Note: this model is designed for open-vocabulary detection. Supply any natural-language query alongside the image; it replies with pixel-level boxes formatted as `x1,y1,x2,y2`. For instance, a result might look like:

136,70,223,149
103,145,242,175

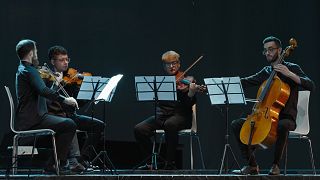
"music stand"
204,76,246,174
134,75,177,170
77,74,123,174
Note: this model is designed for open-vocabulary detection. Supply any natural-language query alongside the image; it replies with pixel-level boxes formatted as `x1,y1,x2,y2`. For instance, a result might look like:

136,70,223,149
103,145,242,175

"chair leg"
12,135,19,175
195,135,205,169
28,136,38,176
51,135,59,175
284,142,288,175
307,138,316,175
157,134,164,154
190,136,193,170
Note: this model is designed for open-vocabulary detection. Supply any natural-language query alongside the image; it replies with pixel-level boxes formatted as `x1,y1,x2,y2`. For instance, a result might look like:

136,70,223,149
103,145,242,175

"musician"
231,36,315,175
134,50,200,170
46,45,105,171
15,39,78,174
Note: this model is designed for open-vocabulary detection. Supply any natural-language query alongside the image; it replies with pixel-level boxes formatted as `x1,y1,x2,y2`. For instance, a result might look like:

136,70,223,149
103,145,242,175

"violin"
174,55,206,93
175,71,206,92
63,68,92,86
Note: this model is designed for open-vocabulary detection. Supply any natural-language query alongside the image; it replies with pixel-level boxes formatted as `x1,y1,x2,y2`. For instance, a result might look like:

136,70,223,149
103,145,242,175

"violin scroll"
284,38,297,57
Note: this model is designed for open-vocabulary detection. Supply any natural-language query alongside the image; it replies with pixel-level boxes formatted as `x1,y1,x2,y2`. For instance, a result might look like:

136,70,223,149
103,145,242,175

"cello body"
240,75,290,148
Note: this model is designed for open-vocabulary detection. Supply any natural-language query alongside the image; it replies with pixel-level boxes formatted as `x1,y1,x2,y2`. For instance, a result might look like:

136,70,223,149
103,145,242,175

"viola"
38,64,73,101
63,68,92,86
38,66,58,81
240,38,297,148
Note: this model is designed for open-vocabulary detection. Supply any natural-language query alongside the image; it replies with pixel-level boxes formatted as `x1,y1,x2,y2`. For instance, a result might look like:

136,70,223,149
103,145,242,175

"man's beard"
268,53,279,64
32,56,39,67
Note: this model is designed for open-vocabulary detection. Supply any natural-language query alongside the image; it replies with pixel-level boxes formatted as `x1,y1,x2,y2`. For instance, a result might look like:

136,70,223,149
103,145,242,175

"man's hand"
273,64,292,77
188,83,197,97
273,64,301,84
54,72,64,86
63,97,79,109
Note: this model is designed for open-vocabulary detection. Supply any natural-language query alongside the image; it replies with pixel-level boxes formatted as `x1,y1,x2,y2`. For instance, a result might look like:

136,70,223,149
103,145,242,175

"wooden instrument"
63,68,92,86
175,55,206,92
240,38,297,148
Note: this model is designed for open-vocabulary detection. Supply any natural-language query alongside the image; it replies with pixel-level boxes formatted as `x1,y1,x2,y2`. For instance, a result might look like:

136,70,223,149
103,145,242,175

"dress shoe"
268,164,280,175
137,164,152,170
70,163,86,173
43,164,75,175
232,165,259,175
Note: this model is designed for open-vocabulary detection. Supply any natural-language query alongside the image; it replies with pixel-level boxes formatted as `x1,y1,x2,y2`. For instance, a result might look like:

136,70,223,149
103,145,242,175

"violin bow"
176,55,204,80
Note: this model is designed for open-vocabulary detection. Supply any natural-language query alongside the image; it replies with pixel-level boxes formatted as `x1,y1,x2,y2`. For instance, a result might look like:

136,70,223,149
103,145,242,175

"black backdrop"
0,0,319,170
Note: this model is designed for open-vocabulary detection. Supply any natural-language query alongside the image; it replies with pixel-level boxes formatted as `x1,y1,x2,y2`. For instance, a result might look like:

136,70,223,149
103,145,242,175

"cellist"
231,36,315,175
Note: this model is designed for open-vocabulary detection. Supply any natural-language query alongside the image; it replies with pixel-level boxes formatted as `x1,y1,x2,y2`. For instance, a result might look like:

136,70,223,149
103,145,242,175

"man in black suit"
15,39,79,173
46,45,105,171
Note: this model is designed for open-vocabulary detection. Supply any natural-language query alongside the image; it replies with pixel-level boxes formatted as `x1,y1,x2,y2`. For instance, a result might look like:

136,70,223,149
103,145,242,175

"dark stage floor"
0,169,319,180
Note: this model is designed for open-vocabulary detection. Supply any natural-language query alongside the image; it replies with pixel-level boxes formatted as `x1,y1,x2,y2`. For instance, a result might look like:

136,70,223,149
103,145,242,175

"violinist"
231,36,315,175
15,39,78,174
134,50,200,170
46,45,104,171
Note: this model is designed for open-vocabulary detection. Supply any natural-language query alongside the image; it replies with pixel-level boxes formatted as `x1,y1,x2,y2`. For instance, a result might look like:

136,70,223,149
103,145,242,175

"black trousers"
134,114,190,163
68,114,105,160
31,114,77,165
231,118,296,166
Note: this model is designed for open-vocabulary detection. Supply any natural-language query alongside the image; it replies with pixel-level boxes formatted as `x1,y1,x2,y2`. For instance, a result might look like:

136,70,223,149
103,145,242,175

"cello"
240,38,297,148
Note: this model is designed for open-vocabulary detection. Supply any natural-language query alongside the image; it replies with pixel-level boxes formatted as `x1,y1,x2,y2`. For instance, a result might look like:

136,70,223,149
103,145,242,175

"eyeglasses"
164,61,180,67
262,47,279,55
55,58,70,63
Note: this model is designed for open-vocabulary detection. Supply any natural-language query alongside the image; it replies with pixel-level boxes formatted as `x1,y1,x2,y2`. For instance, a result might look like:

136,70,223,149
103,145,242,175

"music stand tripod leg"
91,151,118,174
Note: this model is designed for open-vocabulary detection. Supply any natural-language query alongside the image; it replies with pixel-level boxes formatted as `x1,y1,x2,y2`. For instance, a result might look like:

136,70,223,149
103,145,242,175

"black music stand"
204,76,246,174
134,75,177,170
77,74,123,174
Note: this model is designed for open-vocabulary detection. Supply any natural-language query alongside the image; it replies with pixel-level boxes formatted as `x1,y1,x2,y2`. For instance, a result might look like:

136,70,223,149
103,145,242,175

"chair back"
290,91,310,135
4,86,18,134
190,104,197,133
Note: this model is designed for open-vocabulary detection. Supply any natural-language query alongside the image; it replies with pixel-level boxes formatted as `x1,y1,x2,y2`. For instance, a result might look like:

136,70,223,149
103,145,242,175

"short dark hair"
16,39,36,60
263,36,282,48
48,45,68,60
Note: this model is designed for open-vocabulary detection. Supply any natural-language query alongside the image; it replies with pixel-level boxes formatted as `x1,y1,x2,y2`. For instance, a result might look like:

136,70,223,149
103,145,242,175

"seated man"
15,39,78,174
46,45,105,171
231,36,315,175
134,50,202,170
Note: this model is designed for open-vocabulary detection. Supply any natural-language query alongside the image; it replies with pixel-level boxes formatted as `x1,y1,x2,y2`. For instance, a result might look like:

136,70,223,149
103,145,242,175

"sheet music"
204,76,246,105
135,76,177,101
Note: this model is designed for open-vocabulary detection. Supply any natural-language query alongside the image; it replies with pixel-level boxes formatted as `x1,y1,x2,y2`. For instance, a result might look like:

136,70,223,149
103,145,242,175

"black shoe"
80,160,99,171
70,163,86,173
43,164,74,175
268,164,280,175
137,164,152,170
232,165,259,175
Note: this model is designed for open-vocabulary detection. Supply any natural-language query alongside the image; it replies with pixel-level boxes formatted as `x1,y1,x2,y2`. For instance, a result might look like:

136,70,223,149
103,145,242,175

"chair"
154,104,205,169
4,86,60,175
284,90,316,175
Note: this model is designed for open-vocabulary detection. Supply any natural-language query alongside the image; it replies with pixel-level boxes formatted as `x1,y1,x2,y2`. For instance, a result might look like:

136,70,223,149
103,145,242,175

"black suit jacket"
15,61,65,130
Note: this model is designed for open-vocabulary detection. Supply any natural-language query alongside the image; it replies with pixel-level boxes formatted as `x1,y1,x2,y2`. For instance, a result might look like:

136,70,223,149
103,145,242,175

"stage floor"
0,169,319,180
